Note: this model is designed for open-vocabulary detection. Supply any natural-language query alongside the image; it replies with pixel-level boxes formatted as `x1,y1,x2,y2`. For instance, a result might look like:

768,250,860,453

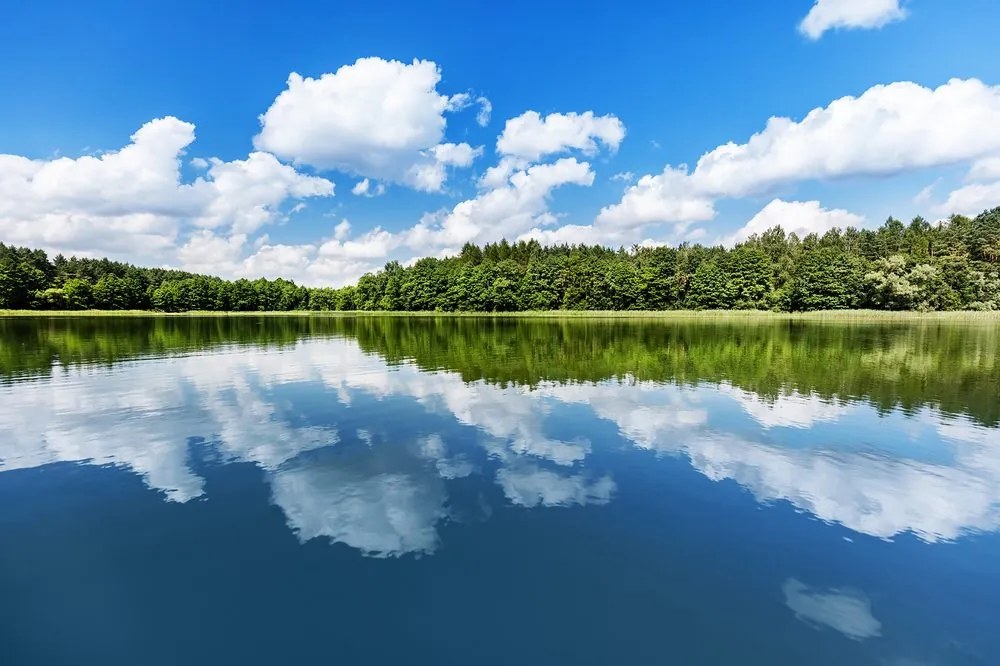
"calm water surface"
1,316,998,665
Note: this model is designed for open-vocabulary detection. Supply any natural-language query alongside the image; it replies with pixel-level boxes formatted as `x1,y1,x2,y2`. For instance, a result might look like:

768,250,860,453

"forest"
2,207,999,312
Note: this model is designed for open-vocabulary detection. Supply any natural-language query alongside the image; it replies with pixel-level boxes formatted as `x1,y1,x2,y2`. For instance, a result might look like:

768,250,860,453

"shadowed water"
1,316,998,665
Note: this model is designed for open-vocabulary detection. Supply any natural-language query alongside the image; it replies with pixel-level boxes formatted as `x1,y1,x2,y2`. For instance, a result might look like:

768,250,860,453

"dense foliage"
2,315,997,426
0,247,315,312
2,208,1000,311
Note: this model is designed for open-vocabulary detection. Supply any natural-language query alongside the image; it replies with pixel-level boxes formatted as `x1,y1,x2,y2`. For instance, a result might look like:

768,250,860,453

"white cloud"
967,157,1000,183
497,110,625,162
598,78,1000,237
253,57,481,192
783,578,882,640
177,230,247,276
405,142,483,192
934,181,1000,217
401,157,596,255
176,222,388,287
800,0,907,40
724,199,865,246
596,166,716,227
445,92,472,112
192,151,333,234
431,142,482,167
333,219,351,240
351,178,385,197
0,116,332,263
476,96,492,127
241,241,317,278
931,156,1000,217
692,78,1000,194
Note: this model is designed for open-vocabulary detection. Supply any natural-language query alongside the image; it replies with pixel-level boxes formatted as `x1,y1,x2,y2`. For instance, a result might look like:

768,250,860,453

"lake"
1,315,998,665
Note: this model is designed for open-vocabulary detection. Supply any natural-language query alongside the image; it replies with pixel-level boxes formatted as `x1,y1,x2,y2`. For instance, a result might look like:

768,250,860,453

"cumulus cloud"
341,108,629,258
800,0,907,40
176,222,387,287
406,142,483,192
933,156,1000,217
401,157,596,256
192,151,334,234
967,157,1000,183
934,181,1000,218
351,178,386,197
0,116,332,263
597,78,1000,238
596,166,716,227
724,199,866,246
253,57,482,192
496,110,625,162
177,230,248,275
333,219,351,240
783,578,882,640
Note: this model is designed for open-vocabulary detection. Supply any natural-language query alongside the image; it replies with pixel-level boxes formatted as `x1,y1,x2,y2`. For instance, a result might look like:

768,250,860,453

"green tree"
727,245,771,309
94,274,144,310
63,278,96,310
791,248,864,311
686,261,730,309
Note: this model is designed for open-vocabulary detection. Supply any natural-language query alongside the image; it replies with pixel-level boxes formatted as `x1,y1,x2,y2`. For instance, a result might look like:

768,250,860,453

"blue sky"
2,0,1000,285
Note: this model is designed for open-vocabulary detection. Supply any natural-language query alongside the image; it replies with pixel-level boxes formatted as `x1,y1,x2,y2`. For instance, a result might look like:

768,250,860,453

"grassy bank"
2,309,999,322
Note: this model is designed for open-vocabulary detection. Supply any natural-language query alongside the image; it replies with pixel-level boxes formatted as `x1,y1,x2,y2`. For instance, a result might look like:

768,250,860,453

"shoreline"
2,309,999,322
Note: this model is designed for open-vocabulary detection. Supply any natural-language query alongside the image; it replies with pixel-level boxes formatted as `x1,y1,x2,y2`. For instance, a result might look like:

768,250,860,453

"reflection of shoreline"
1,336,998,556
3,316,997,427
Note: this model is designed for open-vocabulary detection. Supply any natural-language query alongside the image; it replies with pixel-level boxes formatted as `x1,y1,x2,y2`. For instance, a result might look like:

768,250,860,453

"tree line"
2,207,999,312
0,249,313,312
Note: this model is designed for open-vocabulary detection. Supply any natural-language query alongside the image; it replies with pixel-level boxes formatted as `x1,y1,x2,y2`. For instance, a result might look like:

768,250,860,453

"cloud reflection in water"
1,336,998,557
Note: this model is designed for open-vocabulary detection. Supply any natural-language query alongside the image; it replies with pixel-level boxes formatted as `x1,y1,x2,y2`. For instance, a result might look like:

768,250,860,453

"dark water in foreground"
1,316,999,666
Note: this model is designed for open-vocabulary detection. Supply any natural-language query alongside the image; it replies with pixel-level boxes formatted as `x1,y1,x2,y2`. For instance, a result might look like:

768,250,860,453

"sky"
2,0,1000,286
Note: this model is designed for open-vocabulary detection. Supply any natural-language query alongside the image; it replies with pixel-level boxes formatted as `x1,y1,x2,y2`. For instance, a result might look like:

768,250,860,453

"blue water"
1,328,999,665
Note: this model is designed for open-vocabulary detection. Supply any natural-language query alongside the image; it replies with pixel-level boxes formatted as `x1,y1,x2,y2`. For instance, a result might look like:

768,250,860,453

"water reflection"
782,578,882,641
271,444,448,557
1,332,999,557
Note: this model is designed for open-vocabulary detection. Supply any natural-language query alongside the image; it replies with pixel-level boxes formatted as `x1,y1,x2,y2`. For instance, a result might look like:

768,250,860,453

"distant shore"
2,309,999,322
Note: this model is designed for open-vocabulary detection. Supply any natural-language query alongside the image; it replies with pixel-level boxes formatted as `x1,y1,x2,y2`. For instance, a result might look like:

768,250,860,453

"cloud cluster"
599,78,1000,238
933,155,1000,217
496,110,625,162
723,199,866,246
5,53,1000,285
301,109,627,263
0,117,332,263
253,58,482,193
799,0,907,40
